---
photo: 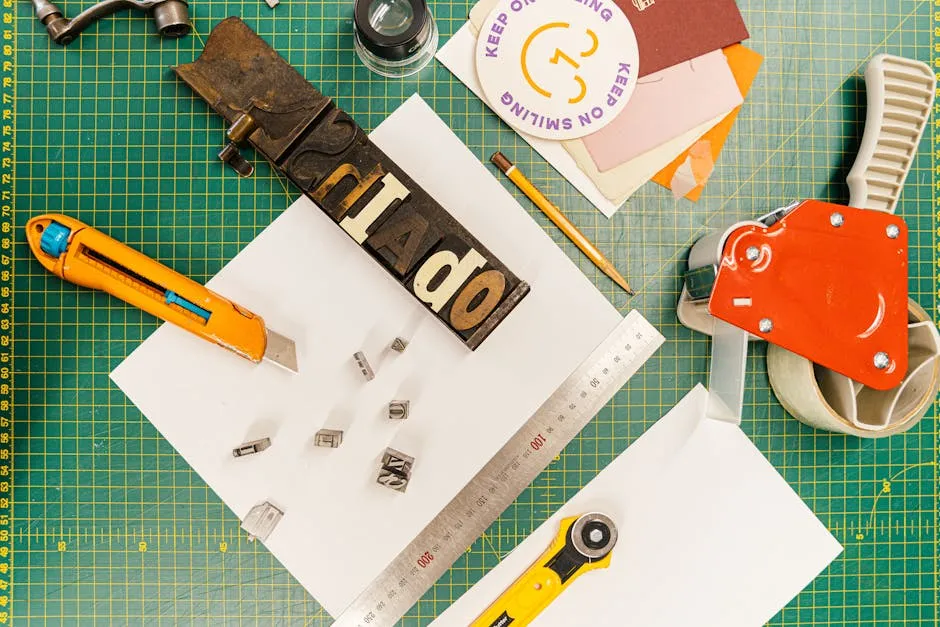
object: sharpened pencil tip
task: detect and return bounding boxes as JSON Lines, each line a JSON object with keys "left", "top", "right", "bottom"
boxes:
{"left": 607, "top": 268, "right": 635, "bottom": 296}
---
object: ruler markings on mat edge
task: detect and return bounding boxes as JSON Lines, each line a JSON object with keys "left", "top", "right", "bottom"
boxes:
{"left": 0, "top": 0, "right": 13, "bottom": 621}
{"left": 333, "top": 311, "right": 664, "bottom": 627}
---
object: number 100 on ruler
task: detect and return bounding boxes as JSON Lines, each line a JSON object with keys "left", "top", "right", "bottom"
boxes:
{"left": 334, "top": 311, "right": 664, "bottom": 627}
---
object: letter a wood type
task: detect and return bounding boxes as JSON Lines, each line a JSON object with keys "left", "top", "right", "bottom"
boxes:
{"left": 174, "top": 17, "right": 529, "bottom": 349}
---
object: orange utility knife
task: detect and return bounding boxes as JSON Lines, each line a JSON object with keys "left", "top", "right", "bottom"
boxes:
{"left": 26, "top": 213, "right": 298, "bottom": 373}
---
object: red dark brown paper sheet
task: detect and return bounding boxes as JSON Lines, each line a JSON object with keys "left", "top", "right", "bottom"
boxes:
{"left": 616, "top": 0, "right": 750, "bottom": 77}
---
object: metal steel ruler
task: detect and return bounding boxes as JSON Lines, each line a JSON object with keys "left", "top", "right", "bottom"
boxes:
{"left": 333, "top": 310, "right": 664, "bottom": 627}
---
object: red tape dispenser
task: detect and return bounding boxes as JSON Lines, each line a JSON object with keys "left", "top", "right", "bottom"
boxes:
{"left": 678, "top": 54, "right": 940, "bottom": 437}
{"left": 708, "top": 200, "right": 908, "bottom": 391}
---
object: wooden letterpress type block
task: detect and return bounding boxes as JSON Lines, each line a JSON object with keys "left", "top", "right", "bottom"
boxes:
{"left": 407, "top": 235, "right": 528, "bottom": 345}
{"left": 459, "top": 279, "right": 531, "bottom": 350}
{"left": 310, "top": 160, "right": 387, "bottom": 221}
{"left": 448, "top": 269, "right": 508, "bottom": 332}
{"left": 173, "top": 18, "right": 530, "bottom": 352}
{"left": 407, "top": 235, "right": 490, "bottom": 314}
{"left": 280, "top": 107, "right": 363, "bottom": 193}
{"left": 363, "top": 202, "right": 443, "bottom": 276}
{"left": 337, "top": 170, "right": 411, "bottom": 245}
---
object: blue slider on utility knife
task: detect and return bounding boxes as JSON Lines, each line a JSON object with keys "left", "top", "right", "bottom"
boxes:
{"left": 26, "top": 213, "right": 299, "bottom": 372}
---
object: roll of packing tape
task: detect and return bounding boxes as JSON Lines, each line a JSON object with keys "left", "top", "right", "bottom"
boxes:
{"left": 768, "top": 299, "right": 940, "bottom": 438}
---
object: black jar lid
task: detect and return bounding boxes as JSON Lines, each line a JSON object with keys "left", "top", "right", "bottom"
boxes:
{"left": 354, "top": 0, "right": 430, "bottom": 62}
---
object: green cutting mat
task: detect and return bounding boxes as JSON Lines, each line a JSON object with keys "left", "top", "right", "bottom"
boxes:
{"left": 4, "top": 0, "right": 937, "bottom": 623}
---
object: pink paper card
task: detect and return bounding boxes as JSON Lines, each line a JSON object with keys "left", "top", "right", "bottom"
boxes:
{"left": 580, "top": 49, "right": 744, "bottom": 172}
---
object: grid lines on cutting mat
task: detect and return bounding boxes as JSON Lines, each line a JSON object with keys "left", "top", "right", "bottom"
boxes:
{"left": 6, "top": 0, "right": 938, "bottom": 624}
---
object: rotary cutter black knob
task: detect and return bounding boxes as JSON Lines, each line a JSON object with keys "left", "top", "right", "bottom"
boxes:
{"left": 544, "top": 513, "right": 618, "bottom": 584}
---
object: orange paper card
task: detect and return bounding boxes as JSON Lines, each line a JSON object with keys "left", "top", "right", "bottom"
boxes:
{"left": 652, "top": 44, "right": 763, "bottom": 201}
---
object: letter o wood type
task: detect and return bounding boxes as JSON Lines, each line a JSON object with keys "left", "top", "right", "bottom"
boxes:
{"left": 450, "top": 270, "right": 507, "bottom": 331}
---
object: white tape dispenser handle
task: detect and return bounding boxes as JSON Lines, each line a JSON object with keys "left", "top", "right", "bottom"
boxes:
{"left": 847, "top": 55, "right": 935, "bottom": 214}
{"left": 768, "top": 54, "right": 939, "bottom": 437}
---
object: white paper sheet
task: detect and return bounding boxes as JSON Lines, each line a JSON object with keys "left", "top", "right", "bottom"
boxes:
{"left": 432, "top": 385, "right": 843, "bottom": 627}
{"left": 436, "top": 24, "right": 622, "bottom": 218}
{"left": 110, "top": 95, "right": 624, "bottom": 617}
{"left": 563, "top": 113, "right": 728, "bottom": 204}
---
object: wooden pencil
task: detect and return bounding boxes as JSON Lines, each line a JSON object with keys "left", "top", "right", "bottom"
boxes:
{"left": 490, "top": 152, "right": 634, "bottom": 295}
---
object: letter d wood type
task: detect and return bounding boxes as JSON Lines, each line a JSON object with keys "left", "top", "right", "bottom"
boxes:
{"left": 173, "top": 17, "right": 529, "bottom": 350}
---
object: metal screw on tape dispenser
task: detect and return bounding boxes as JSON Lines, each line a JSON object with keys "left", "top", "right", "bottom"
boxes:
{"left": 676, "top": 54, "right": 940, "bottom": 439}
{"left": 353, "top": 0, "right": 439, "bottom": 77}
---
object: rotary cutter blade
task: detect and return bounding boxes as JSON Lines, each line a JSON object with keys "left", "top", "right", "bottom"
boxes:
{"left": 470, "top": 513, "right": 618, "bottom": 627}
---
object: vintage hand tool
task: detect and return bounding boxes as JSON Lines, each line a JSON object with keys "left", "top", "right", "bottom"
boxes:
{"left": 26, "top": 213, "right": 298, "bottom": 373}
{"left": 470, "top": 513, "right": 617, "bottom": 627}
{"left": 677, "top": 54, "right": 939, "bottom": 436}
{"left": 30, "top": 0, "right": 190, "bottom": 45}
{"left": 332, "top": 311, "right": 662, "bottom": 626}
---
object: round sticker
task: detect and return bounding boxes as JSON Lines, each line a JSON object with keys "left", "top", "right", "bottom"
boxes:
{"left": 475, "top": 0, "right": 640, "bottom": 141}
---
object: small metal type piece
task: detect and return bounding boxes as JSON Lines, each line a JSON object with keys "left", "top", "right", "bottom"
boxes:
{"left": 388, "top": 400, "right": 410, "bottom": 420}
{"left": 173, "top": 18, "right": 530, "bottom": 351}
{"left": 830, "top": 212, "right": 844, "bottom": 227}
{"left": 240, "top": 501, "right": 284, "bottom": 542}
{"left": 232, "top": 437, "right": 272, "bottom": 458}
{"left": 377, "top": 447, "right": 414, "bottom": 492}
{"left": 30, "top": 0, "right": 190, "bottom": 45}
{"left": 745, "top": 246, "right": 760, "bottom": 261}
{"left": 759, "top": 318, "right": 774, "bottom": 333}
{"left": 873, "top": 351, "right": 890, "bottom": 370}
{"left": 264, "top": 0, "right": 279, "bottom": 6}
{"left": 314, "top": 429, "right": 344, "bottom": 448}
{"left": 333, "top": 313, "right": 662, "bottom": 626}
{"left": 886, "top": 224, "right": 900, "bottom": 239}
{"left": 390, "top": 337, "right": 408, "bottom": 353}
{"left": 354, "top": 351, "right": 375, "bottom": 381}
{"left": 352, "top": 0, "right": 439, "bottom": 77}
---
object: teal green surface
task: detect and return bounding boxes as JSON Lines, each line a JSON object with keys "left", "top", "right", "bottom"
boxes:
{"left": 7, "top": 0, "right": 938, "bottom": 624}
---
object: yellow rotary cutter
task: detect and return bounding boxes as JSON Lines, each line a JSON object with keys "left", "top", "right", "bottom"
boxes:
{"left": 471, "top": 513, "right": 618, "bottom": 627}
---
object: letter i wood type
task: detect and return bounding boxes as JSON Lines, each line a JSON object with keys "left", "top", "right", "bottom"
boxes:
{"left": 172, "top": 18, "right": 530, "bottom": 351}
